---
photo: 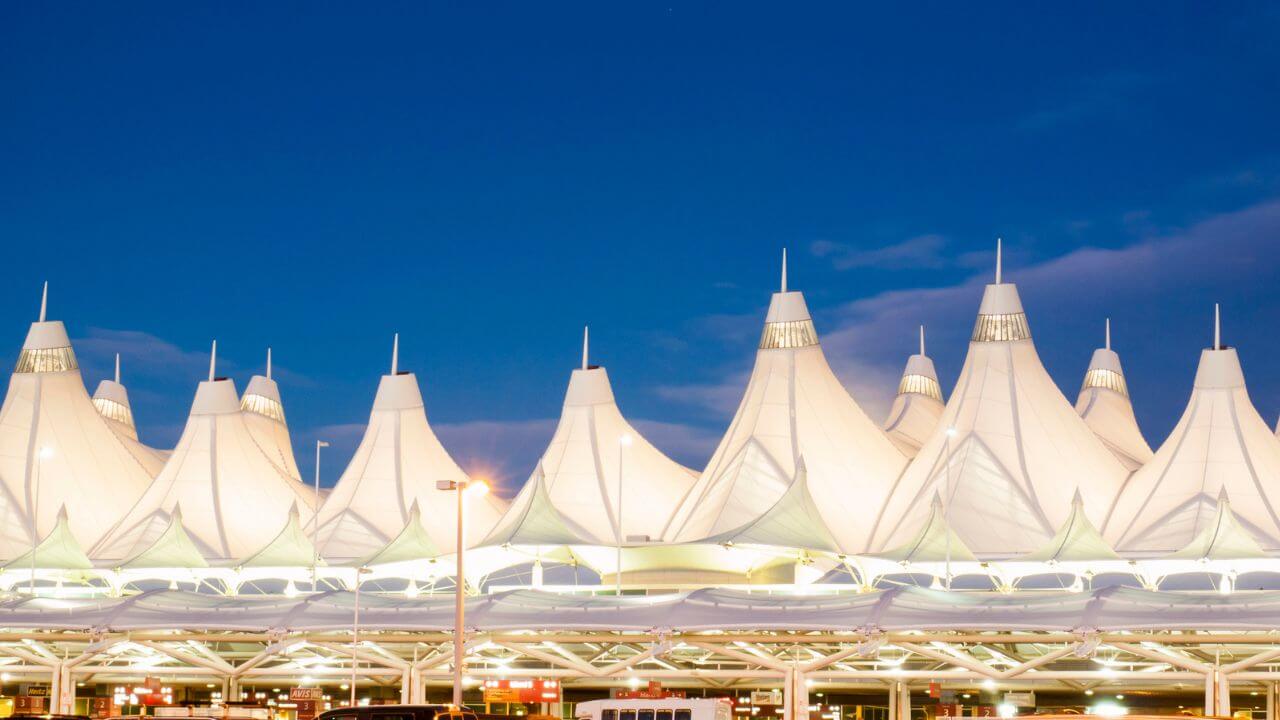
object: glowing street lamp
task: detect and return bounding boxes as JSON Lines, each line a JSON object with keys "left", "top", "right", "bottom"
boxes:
{"left": 436, "top": 477, "right": 489, "bottom": 707}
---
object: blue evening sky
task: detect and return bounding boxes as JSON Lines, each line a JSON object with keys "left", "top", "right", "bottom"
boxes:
{"left": 3, "top": 3, "right": 1280, "bottom": 494}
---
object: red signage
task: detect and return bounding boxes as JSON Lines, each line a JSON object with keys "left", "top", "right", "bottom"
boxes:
{"left": 15, "top": 696, "right": 46, "bottom": 713}
{"left": 617, "top": 682, "right": 686, "bottom": 700}
{"left": 929, "top": 683, "right": 940, "bottom": 699}
{"left": 482, "top": 679, "right": 561, "bottom": 704}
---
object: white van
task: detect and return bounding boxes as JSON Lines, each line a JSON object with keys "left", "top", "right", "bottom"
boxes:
{"left": 575, "top": 698, "right": 732, "bottom": 720}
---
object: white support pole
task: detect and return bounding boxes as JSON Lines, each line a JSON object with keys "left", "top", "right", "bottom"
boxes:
{"left": 411, "top": 667, "right": 426, "bottom": 704}
{"left": 793, "top": 668, "right": 809, "bottom": 720}
{"left": 1205, "top": 672, "right": 1216, "bottom": 716}
{"left": 1217, "top": 671, "right": 1231, "bottom": 716}
{"left": 229, "top": 676, "right": 242, "bottom": 702}
{"left": 400, "top": 668, "right": 412, "bottom": 704}
{"left": 888, "top": 682, "right": 899, "bottom": 720}
{"left": 58, "top": 663, "right": 74, "bottom": 714}
{"left": 898, "top": 682, "right": 912, "bottom": 720}
{"left": 1266, "top": 681, "right": 1277, "bottom": 720}
{"left": 783, "top": 668, "right": 794, "bottom": 720}
{"left": 46, "top": 661, "right": 75, "bottom": 714}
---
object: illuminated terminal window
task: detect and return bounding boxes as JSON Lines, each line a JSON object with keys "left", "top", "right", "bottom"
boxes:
{"left": 971, "top": 313, "right": 1031, "bottom": 343}
{"left": 242, "top": 393, "right": 287, "bottom": 423}
{"left": 15, "top": 346, "right": 78, "bottom": 373}
{"left": 1081, "top": 367, "right": 1129, "bottom": 397}
{"left": 93, "top": 397, "right": 135, "bottom": 427}
{"left": 760, "top": 319, "right": 818, "bottom": 349}
{"left": 898, "top": 373, "right": 943, "bottom": 401}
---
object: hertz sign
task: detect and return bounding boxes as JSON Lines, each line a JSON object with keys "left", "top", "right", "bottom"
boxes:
{"left": 483, "top": 679, "right": 561, "bottom": 704}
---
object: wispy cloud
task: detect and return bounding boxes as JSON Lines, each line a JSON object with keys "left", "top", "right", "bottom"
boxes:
{"left": 654, "top": 197, "right": 1280, "bottom": 445}
{"left": 811, "top": 234, "right": 949, "bottom": 271}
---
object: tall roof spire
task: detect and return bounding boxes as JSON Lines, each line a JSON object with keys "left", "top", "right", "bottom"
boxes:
{"left": 1105, "top": 318, "right": 1111, "bottom": 351}
{"left": 1214, "top": 303, "right": 1221, "bottom": 350}
{"left": 391, "top": 333, "right": 399, "bottom": 375}
{"left": 781, "top": 247, "right": 788, "bottom": 293}
{"left": 266, "top": 347, "right": 273, "bottom": 380}
{"left": 919, "top": 325, "right": 926, "bottom": 356}
{"left": 581, "top": 326, "right": 589, "bottom": 370}
{"left": 114, "top": 353, "right": 121, "bottom": 384}
{"left": 208, "top": 341, "right": 217, "bottom": 382}
{"left": 39, "top": 281, "right": 48, "bottom": 322}
{"left": 995, "top": 238, "right": 1003, "bottom": 284}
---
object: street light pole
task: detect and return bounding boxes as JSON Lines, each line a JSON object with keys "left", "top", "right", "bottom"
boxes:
{"left": 313, "top": 440, "right": 329, "bottom": 590}
{"left": 350, "top": 570, "right": 361, "bottom": 707}
{"left": 454, "top": 479, "right": 465, "bottom": 707}
{"left": 437, "top": 478, "right": 488, "bottom": 708}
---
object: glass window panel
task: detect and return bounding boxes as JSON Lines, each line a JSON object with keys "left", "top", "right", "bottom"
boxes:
{"left": 15, "top": 346, "right": 78, "bottom": 373}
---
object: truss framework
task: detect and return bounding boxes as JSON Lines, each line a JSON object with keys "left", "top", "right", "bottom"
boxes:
{"left": 5, "top": 627, "right": 1280, "bottom": 720}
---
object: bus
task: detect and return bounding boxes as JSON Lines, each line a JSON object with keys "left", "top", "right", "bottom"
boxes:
{"left": 575, "top": 699, "right": 731, "bottom": 720}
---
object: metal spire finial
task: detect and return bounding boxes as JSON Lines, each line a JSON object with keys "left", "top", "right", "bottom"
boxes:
{"left": 781, "top": 247, "right": 788, "bottom": 293}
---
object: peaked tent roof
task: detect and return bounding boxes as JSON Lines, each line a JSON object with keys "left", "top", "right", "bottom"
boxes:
{"left": 869, "top": 245, "right": 1128, "bottom": 558}
{"left": 119, "top": 508, "right": 210, "bottom": 570}
{"left": 91, "top": 355, "right": 168, "bottom": 473}
{"left": 665, "top": 254, "right": 908, "bottom": 553}
{"left": 1105, "top": 310, "right": 1280, "bottom": 553}
{"left": 483, "top": 463, "right": 595, "bottom": 547}
{"left": 313, "top": 336, "right": 506, "bottom": 560}
{"left": 238, "top": 503, "right": 318, "bottom": 568}
{"left": 869, "top": 493, "right": 976, "bottom": 565}
{"left": 1162, "top": 491, "right": 1267, "bottom": 562}
{"left": 1020, "top": 490, "right": 1120, "bottom": 563}
{"left": 240, "top": 348, "right": 305, "bottom": 484}
{"left": 1074, "top": 320, "right": 1153, "bottom": 471}
{"left": 0, "top": 286, "right": 158, "bottom": 559}
{"left": 488, "top": 331, "right": 696, "bottom": 547}
{"left": 883, "top": 326, "right": 945, "bottom": 457}
{"left": 92, "top": 343, "right": 319, "bottom": 561}
{"left": 3, "top": 506, "right": 92, "bottom": 571}
{"left": 357, "top": 501, "right": 440, "bottom": 568}
{"left": 704, "top": 457, "right": 843, "bottom": 555}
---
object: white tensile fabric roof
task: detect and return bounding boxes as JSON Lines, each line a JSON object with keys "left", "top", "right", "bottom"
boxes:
{"left": 869, "top": 258, "right": 1128, "bottom": 559}
{"left": 1074, "top": 322, "right": 1153, "bottom": 471}
{"left": 92, "top": 344, "right": 319, "bottom": 562}
{"left": 240, "top": 349, "right": 305, "bottom": 487}
{"left": 664, "top": 262, "right": 907, "bottom": 554}
{"left": 883, "top": 329, "right": 945, "bottom": 458}
{"left": 0, "top": 295, "right": 159, "bottom": 560}
{"left": 313, "top": 337, "right": 506, "bottom": 560}
{"left": 1, "top": 585, "right": 1279, "bottom": 632}
{"left": 91, "top": 365, "right": 169, "bottom": 472}
{"left": 1104, "top": 320, "right": 1280, "bottom": 554}
{"left": 486, "top": 333, "right": 696, "bottom": 548}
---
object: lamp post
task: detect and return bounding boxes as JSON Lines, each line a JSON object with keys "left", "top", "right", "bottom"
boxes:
{"left": 312, "top": 440, "right": 329, "bottom": 589}
{"left": 31, "top": 446, "right": 53, "bottom": 595}
{"left": 350, "top": 565, "right": 367, "bottom": 707}
{"left": 437, "top": 478, "right": 489, "bottom": 708}
{"left": 615, "top": 435, "right": 632, "bottom": 597}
